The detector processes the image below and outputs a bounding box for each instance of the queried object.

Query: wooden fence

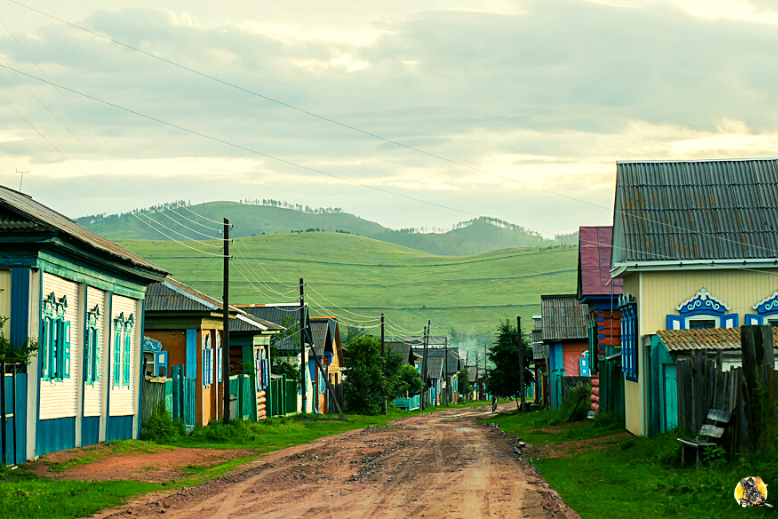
[141,376,168,422]
[676,325,776,456]
[268,375,298,417]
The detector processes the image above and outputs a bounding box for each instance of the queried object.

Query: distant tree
[457,368,472,399]
[343,336,419,415]
[484,320,532,410]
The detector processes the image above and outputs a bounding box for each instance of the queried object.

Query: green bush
[140,402,185,443]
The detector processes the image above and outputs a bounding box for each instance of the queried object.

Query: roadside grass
[0,465,161,519]
[487,410,778,518]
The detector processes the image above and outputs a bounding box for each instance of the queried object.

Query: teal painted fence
[268,375,298,417]
[600,352,625,419]
[2,369,27,465]
[393,394,420,411]
[170,365,196,431]
[228,375,252,421]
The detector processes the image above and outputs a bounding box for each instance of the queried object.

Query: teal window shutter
[93,330,100,382]
[123,327,131,387]
[62,320,71,379]
[51,319,59,379]
[113,324,122,388]
[41,317,50,380]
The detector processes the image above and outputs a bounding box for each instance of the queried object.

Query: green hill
[119,232,578,354]
[79,201,576,256]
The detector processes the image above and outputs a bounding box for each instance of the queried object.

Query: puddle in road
[455,427,475,432]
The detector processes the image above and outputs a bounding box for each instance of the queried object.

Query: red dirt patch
[525,432,632,459]
[26,444,254,483]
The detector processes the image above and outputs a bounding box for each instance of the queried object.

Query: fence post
[741,325,774,454]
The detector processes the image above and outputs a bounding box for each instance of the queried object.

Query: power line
[7,0,608,211]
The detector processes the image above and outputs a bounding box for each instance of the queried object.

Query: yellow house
[611,159,778,436]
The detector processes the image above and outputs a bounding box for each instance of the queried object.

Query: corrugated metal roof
[466,366,478,382]
[426,358,444,379]
[657,327,778,352]
[146,278,222,312]
[230,312,283,333]
[613,159,778,263]
[238,304,306,328]
[310,320,329,356]
[387,342,414,366]
[578,226,623,298]
[541,294,589,341]
[0,185,166,275]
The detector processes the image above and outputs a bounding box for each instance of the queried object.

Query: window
[769,318,778,328]
[747,290,778,326]
[112,313,134,389]
[667,288,737,330]
[688,318,716,330]
[41,293,70,381]
[84,305,100,384]
[619,295,638,382]
[203,332,213,387]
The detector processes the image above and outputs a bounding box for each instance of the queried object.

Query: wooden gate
[1,363,26,465]
[170,365,196,432]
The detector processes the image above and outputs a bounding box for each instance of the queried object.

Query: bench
[677,409,731,468]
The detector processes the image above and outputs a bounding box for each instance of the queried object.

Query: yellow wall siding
[40,273,80,420]
[83,286,106,417]
[109,294,139,417]
[0,270,10,331]
[632,269,778,336]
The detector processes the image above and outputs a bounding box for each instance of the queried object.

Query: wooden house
[388,342,422,410]
[577,226,623,415]
[540,294,589,410]
[229,312,283,421]
[611,158,778,436]
[0,186,167,461]
[426,348,460,404]
[238,303,316,414]
[144,278,233,429]
[309,316,344,414]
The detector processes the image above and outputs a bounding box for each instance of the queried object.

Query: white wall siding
[40,272,80,420]
[109,294,139,417]
[83,286,105,417]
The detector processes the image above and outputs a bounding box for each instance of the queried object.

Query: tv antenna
[16,170,29,192]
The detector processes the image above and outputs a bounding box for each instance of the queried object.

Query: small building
[540,294,589,410]
[238,303,317,414]
[611,158,778,436]
[144,278,233,429]
[577,226,623,416]
[0,185,167,461]
[648,327,778,436]
[309,316,345,414]
[229,312,284,420]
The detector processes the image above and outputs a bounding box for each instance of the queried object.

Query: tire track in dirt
[94,405,578,519]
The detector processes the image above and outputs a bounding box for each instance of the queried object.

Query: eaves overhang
[611,258,778,278]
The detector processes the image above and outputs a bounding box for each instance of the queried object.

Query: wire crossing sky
[2,0,778,233]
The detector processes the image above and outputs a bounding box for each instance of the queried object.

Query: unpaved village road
[95,405,579,519]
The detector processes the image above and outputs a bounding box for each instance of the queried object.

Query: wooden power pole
[300,278,306,414]
[381,313,386,415]
[222,218,231,424]
[444,336,449,407]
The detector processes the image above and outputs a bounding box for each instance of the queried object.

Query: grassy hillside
[80,201,577,256]
[119,232,578,354]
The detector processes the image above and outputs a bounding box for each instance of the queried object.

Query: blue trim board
[81,416,100,447]
[12,373,27,463]
[10,268,30,349]
[137,299,145,439]
[35,269,43,460]
[106,415,134,442]
[36,417,76,456]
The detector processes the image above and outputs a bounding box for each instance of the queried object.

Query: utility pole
[475,352,479,399]
[517,316,526,412]
[381,313,386,415]
[444,336,449,407]
[421,323,430,410]
[299,278,307,414]
[222,218,231,424]
[16,170,28,192]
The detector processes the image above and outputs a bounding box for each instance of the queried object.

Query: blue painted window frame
[666,288,738,330]
[41,292,70,382]
[113,312,134,389]
[84,305,100,385]
[619,295,638,382]
[746,290,778,326]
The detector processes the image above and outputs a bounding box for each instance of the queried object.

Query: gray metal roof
[426,358,444,380]
[310,320,329,356]
[413,348,460,373]
[146,278,222,313]
[0,185,166,276]
[612,159,778,264]
[541,294,589,342]
[230,312,283,333]
[239,304,306,328]
[387,342,414,366]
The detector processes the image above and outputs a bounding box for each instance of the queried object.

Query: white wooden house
[0,185,167,460]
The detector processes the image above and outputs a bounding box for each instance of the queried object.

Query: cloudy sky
[1,0,778,235]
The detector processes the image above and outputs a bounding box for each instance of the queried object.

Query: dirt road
[95,405,579,519]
